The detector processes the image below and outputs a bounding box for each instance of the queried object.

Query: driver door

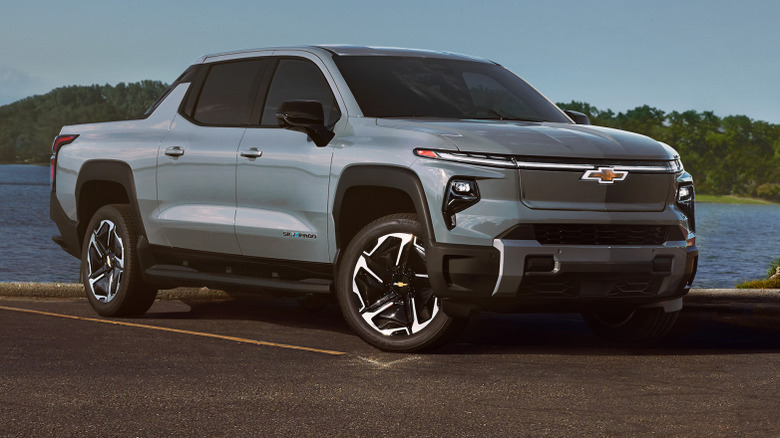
[235,56,341,262]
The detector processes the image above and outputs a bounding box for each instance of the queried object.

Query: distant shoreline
[696,194,779,205]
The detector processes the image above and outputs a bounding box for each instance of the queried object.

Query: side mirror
[564,110,591,125]
[276,100,335,147]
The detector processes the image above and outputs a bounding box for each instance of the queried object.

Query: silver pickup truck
[50,46,698,351]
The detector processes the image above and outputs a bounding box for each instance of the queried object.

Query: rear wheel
[582,307,679,343]
[81,204,157,317]
[336,214,467,352]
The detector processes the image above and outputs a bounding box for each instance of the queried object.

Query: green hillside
[0,81,168,163]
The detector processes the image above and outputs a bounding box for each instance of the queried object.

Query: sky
[1,0,779,122]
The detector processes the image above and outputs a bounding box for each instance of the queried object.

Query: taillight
[50,134,78,188]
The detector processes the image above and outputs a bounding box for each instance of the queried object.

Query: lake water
[1,164,778,288]
[0,165,81,282]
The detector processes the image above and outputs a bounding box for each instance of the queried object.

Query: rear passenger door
[235,56,341,262]
[155,59,269,254]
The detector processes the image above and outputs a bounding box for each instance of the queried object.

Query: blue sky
[2,0,779,122]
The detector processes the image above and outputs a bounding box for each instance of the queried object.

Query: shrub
[735,257,780,289]
[756,183,780,202]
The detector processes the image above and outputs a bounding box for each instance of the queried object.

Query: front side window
[192,60,266,126]
[261,59,340,126]
[333,56,570,123]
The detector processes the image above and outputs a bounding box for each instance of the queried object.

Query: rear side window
[144,65,199,117]
[261,59,340,126]
[192,60,266,126]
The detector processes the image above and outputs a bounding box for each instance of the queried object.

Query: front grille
[533,224,668,246]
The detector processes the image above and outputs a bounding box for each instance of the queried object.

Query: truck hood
[376,119,676,161]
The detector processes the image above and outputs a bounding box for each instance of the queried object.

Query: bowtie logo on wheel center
[391,272,413,296]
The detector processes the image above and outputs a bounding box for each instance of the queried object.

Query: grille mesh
[533,224,668,246]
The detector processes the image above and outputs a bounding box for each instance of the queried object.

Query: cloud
[0,66,50,106]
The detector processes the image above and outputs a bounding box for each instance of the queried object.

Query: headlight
[443,178,480,229]
[670,157,684,173]
[676,183,695,234]
[678,185,692,202]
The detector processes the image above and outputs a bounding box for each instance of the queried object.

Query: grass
[696,194,776,205]
[736,278,780,289]
[736,257,780,289]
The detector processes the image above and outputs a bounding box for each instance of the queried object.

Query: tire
[335,213,467,352]
[582,307,679,344]
[81,204,157,317]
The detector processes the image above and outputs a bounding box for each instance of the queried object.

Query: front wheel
[81,204,157,317]
[336,214,467,352]
[582,307,679,343]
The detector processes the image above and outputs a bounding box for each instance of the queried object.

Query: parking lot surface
[1,295,778,437]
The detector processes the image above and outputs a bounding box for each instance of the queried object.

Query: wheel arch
[75,160,146,249]
[333,165,436,260]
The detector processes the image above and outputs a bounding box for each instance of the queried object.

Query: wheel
[336,213,467,352]
[81,204,157,317]
[582,307,679,343]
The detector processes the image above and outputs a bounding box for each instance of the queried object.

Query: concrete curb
[1,283,778,305]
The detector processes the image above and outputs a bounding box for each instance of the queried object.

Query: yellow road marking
[0,304,347,356]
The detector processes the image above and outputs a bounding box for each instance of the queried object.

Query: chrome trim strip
[436,152,516,168]
[491,239,505,296]
[431,151,675,173]
[517,163,669,172]
[515,161,593,170]
[611,166,670,172]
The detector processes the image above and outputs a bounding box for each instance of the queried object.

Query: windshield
[333,56,571,123]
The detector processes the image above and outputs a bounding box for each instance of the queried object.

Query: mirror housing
[276,100,335,147]
[564,110,591,125]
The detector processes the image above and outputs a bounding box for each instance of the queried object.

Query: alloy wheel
[351,232,440,336]
[86,219,125,303]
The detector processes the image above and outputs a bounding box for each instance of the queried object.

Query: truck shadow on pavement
[142,295,780,355]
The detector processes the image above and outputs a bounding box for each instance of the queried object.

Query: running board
[143,265,332,294]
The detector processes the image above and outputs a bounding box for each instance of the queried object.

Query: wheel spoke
[404,294,417,332]
[361,252,388,283]
[360,301,408,336]
[93,222,111,256]
[89,264,110,282]
[352,255,387,310]
[363,291,397,313]
[91,232,108,259]
[109,267,122,299]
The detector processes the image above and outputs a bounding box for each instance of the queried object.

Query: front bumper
[428,238,698,313]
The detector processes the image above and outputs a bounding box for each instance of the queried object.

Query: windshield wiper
[470,109,545,122]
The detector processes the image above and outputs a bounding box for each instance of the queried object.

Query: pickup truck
[50,46,698,352]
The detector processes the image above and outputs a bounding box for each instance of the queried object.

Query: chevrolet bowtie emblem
[393,282,408,288]
[581,167,628,184]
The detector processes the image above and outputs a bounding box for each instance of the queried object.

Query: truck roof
[194,45,493,64]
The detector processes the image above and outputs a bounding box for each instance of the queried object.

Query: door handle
[240,148,263,159]
[164,146,185,157]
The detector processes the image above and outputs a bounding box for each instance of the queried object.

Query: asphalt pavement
[0,285,778,436]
